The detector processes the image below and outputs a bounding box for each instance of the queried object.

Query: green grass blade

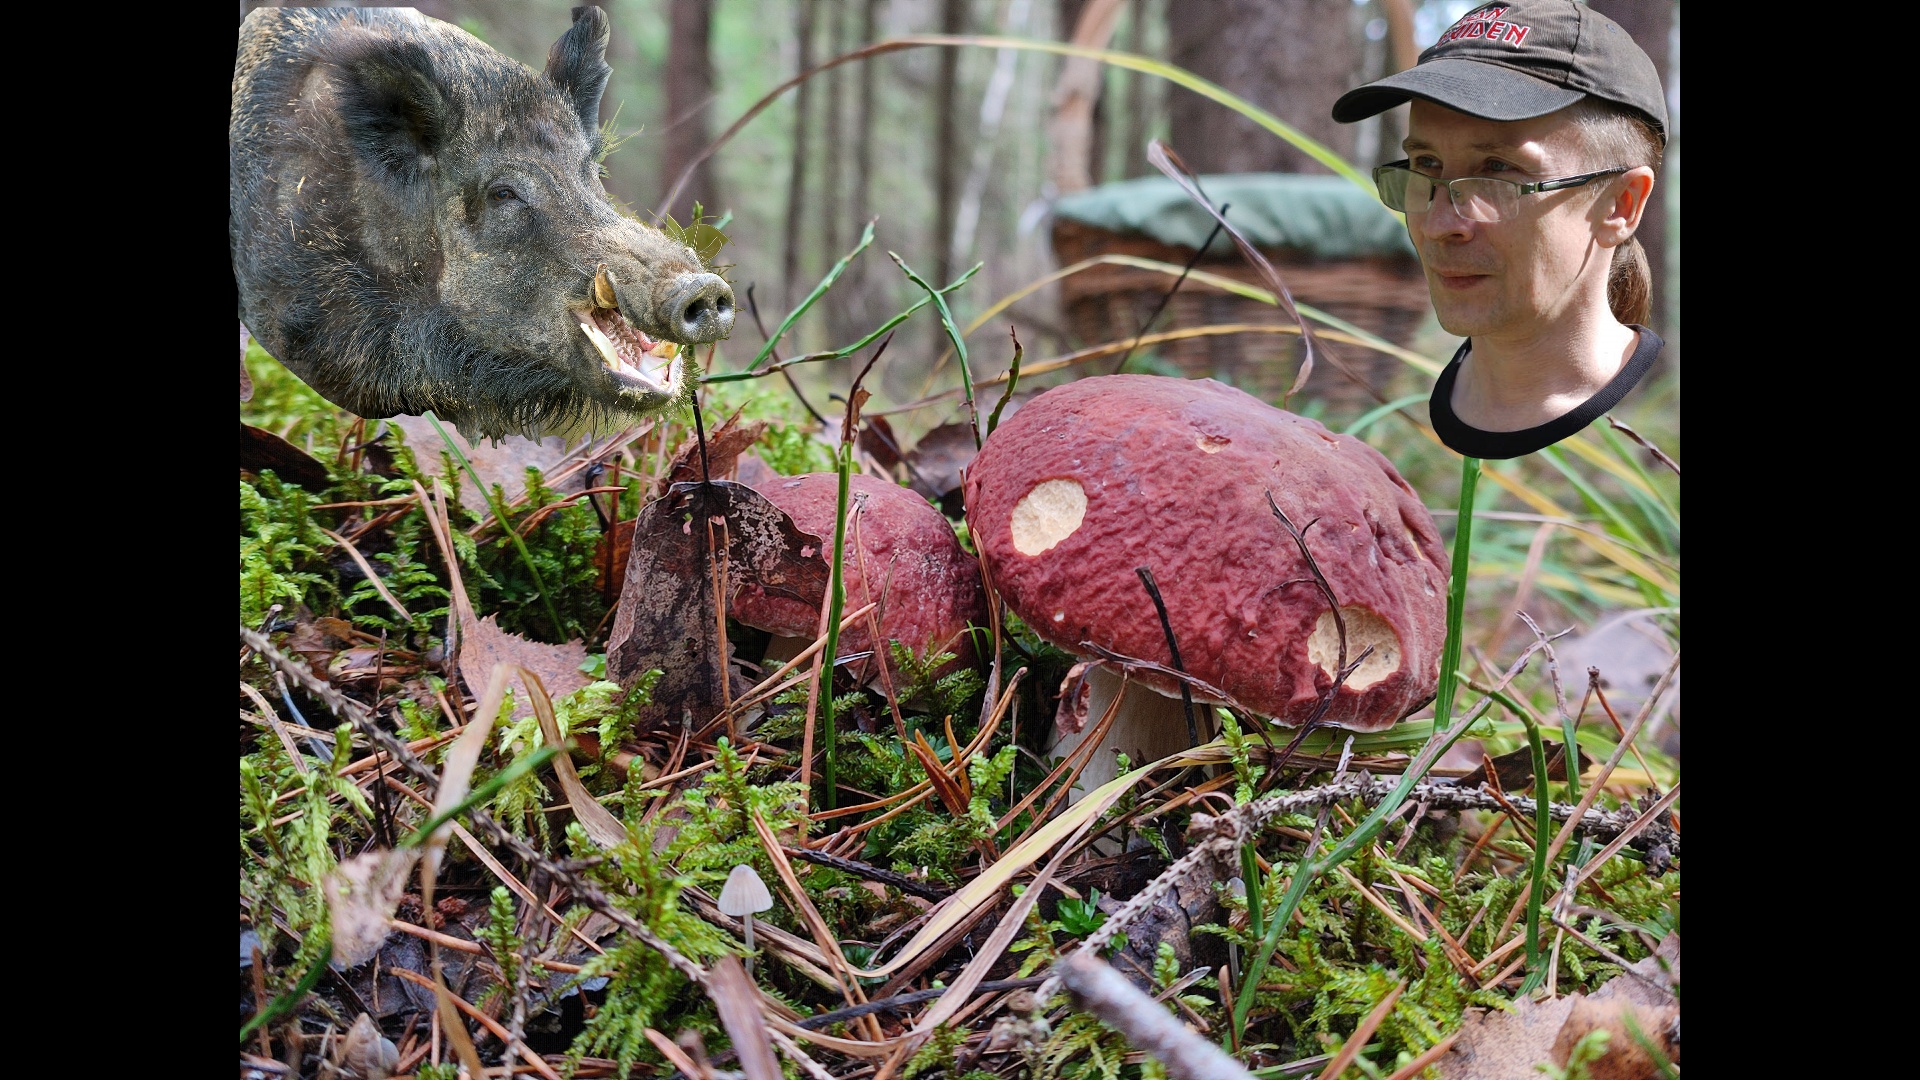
[400,745,561,849]
[891,253,986,448]
[704,294,934,384]
[820,439,855,811]
[1538,445,1654,555]
[745,220,877,373]
[1345,394,1428,438]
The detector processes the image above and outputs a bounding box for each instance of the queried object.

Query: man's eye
[1411,156,1442,174]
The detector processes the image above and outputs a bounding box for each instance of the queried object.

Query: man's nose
[1417,182,1475,240]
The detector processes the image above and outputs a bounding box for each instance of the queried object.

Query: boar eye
[490,185,520,204]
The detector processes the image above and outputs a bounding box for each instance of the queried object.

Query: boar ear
[545,6,612,136]
[333,40,451,183]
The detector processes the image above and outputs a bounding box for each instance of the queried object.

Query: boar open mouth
[577,306,685,399]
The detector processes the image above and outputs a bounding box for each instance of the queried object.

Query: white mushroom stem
[1047,665,1214,799]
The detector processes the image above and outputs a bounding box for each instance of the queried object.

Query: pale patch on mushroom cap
[965,375,1449,731]
[1308,606,1402,691]
[1010,478,1087,555]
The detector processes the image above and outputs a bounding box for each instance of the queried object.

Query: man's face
[1402,99,1615,342]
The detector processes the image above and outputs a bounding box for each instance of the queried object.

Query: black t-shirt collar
[1428,326,1664,459]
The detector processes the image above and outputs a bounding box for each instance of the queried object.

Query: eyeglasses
[1372,161,1629,223]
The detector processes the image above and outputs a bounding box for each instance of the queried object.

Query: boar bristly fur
[232,6,735,442]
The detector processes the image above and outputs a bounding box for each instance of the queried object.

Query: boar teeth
[579,314,680,394]
[579,319,629,374]
[592,263,619,310]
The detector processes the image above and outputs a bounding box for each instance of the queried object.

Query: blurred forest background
[235,0,1677,441]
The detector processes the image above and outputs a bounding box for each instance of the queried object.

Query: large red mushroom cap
[964,375,1449,732]
[732,472,988,687]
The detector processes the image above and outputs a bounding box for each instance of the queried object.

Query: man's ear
[1594,166,1655,249]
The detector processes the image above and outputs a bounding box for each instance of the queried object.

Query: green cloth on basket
[1052,173,1414,260]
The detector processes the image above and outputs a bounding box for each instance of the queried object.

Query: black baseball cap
[1332,1,1667,143]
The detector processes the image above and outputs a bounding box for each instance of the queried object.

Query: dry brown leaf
[1436,992,1580,1080]
[906,732,970,819]
[708,955,784,1080]
[284,616,357,672]
[902,416,997,505]
[388,414,583,517]
[658,411,768,494]
[1458,741,1596,793]
[1439,934,1678,1080]
[241,422,330,489]
[522,663,627,849]
[1549,998,1679,1080]
[734,452,781,492]
[332,1013,398,1080]
[605,480,830,731]
[455,609,591,722]
[1590,931,1680,1012]
[324,849,421,969]
[856,413,903,472]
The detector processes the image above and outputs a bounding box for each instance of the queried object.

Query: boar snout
[665,272,735,345]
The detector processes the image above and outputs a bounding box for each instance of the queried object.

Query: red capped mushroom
[963,375,1449,792]
[731,472,988,690]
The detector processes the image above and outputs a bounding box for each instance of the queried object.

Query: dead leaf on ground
[284,616,358,673]
[598,416,771,597]
[733,452,781,492]
[657,411,768,495]
[325,849,422,969]
[901,420,979,505]
[455,609,591,722]
[708,954,784,1080]
[857,413,904,472]
[1438,933,1679,1080]
[388,414,584,518]
[242,423,331,490]
[1550,997,1679,1080]
[1437,991,1580,1080]
[605,480,831,731]
[1591,931,1679,1012]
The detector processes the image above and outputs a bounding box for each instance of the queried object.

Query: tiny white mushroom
[717,863,774,972]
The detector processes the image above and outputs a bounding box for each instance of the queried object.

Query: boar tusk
[592,263,619,310]
[579,318,622,370]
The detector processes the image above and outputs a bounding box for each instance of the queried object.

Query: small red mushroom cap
[732,472,988,685]
[963,375,1449,731]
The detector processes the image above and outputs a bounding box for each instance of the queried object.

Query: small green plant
[903,1023,970,1080]
[240,473,339,629]
[239,723,372,1000]
[668,736,811,884]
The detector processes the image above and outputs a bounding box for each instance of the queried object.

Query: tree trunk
[782,0,817,307]
[1586,0,1674,344]
[822,1,846,264]
[933,0,968,287]
[1370,0,1417,172]
[833,0,879,363]
[1119,0,1151,179]
[662,0,720,222]
[951,0,1033,271]
[1164,0,1357,174]
[1048,0,1124,195]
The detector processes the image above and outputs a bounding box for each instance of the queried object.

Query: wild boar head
[231,6,734,442]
